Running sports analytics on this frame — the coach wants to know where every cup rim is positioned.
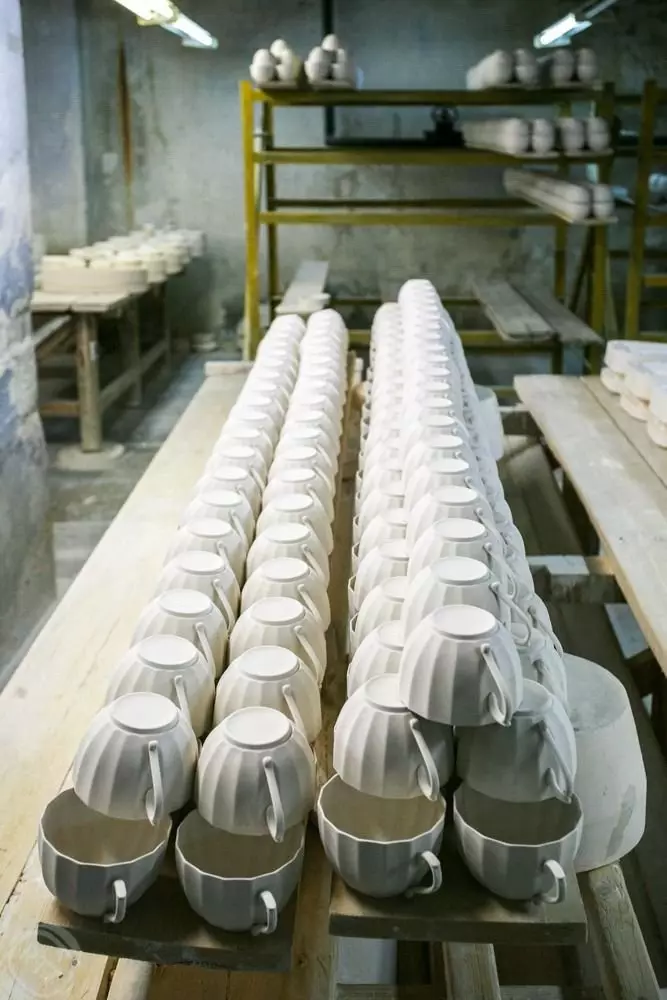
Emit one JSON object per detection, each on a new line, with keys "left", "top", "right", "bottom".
{"left": 176, "top": 811, "right": 305, "bottom": 881}
{"left": 318, "top": 775, "right": 446, "bottom": 845}
{"left": 453, "top": 786, "right": 583, "bottom": 850}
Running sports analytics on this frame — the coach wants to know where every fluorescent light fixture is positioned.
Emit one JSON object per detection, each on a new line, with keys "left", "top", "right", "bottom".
{"left": 534, "top": 12, "right": 592, "bottom": 47}
{"left": 162, "top": 13, "right": 218, "bottom": 48}
{"left": 113, "top": 0, "right": 177, "bottom": 22}
{"left": 112, "top": 0, "right": 218, "bottom": 48}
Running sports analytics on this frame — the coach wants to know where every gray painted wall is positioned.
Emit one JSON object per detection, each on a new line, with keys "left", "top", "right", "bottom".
{"left": 0, "top": 0, "right": 53, "bottom": 676}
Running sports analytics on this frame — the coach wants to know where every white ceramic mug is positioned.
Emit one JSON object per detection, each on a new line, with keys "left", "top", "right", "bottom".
{"left": 73, "top": 692, "right": 198, "bottom": 824}
{"left": 235, "top": 389, "right": 286, "bottom": 425}
{"left": 454, "top": 784, "right": 582, "bottom": 902}
{"left": 262, "top": 469, "right": 335, "bottom": 523}
{"left": 353, "top": 508, "right": 408, "bottom": 574}
{"left": 407, "top": 517, "right": 511, "bottom": 590}
{"left": 399, "top": 605, "right": 523, "bottom": 727}
{"left": 334, "top": 675, "right": 454, "bottom": 800}
{"left": 402, "top": 557, "right": 513, "bottom": 638}
{"left": 230, "top": 596, "right": 326, "bottom": 685}
{"left": 246, "top": 521, "right": 330, "bottom": 585}
{"left": 457, "top": 679, "right": 577, "bottom": 803}
{"left": 133, "top": 589, "right": 227, "bottom": 680}
{"left": 197, "top": 707, "right": 315, "bottom": 841}
{"left": 165, "top": 518, "right": 247, "bottom": 584}
{"left": 106, "top": 635, "right": 214, "bottom": 736}
{"left": 515, "top": 627, "right": 568, "bottom": 706}
{"left": 194, "top": 464, "right": 262, "bottom": 517}
{"left": 156, "top": 551, "right": 240, "bottom": 634}
{"left": 347, "top": 620, "right": 404, "bottom": 696}
{"left": 214, "top": 646, "right": 321, "bottom": 742}
{"left": 407, "top": 486, "right": 495, "bottom": 547}
{"left": 182, "top": 488, "right": 255, "bottom": 548}
{"left": 288, "top": 390, "right": 342, "bottom": 426}
{"left": 355, "top": 484, "right": 406, "bottom": 543}
{"left": 213, "top": 426, "right": 274, "bottom": 469}
{"left": 349, "top": 576, "right": 408, "bottom": 656}
{"left": 357, "top": 459, "right": 404, "bottom": 503}
{"left": 242, "top": 557, "right": 330, "bottom": 629}
{"left": 269, "top": 446, "right": 336, "bottom": 491}
{"left": 256, "top": 492, "right": 334, "bottom": 556}
{"left": 39, "top": 789, "right": 171, "bottom": 923}
{"left": 176, "top": 812, "right": 304, "bottom": 934}
{"left": 283, "top": 409, "right": 340, "bottom": 456}
{"left": 403, "top": 458, "right": 481, "bottom": 511}
{"left": 274, "top": 425, "right": 339, "bottom": 476}
{"left": 317, "top": 775, "right": 445, "bottom": 898}
{"left": 226, "top": 405, "right": 281, "bottom": 449}
{"left": 350, "top": 540, "right": 411, "bottom": 615}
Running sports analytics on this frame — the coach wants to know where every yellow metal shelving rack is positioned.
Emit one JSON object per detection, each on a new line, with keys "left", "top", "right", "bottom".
{"left": 240, "top": 80, "right": 616, "bottom": 359}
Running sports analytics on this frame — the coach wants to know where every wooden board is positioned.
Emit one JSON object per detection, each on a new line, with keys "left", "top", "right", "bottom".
{"left": 512, "top": 283, "right": 602, "bottom": 347}
{"left": 32, "top": 289, "right": 134, "bottom": 313}
{"left": 329, "top": 831, "right": 587, "bottom": 946}
{"left": 275, "top": 260, "right": 330, "bottom": 315}
{"left": 515, "top": 375, "right": 667, "bottom": 681}
{"left": 472, "top": 280, "right": 553, "bottom": 342}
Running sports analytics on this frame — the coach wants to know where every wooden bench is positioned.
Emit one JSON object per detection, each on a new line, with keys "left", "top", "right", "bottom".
{"left": 275, "top": 260, "right": 330, "bottom": 316}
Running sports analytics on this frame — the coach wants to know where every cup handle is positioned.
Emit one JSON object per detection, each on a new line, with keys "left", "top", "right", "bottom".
{"left": 301, "top": 544, "right": 326, "bottom": 583}
{"left": 349, "top": 613, "right": 359, "bottom": 654}
{"left": 213, "top": 577, "right": 236, "bottom": 630}
{"left": 475, "top": 507, "right": 496, "bottom": 536}
{"left": 484, "top": 544, "right": 517, "bottom": 600}
{"left": 104, "top": 879, "right": 128, "bottom": 924}
{"left": 480, "top": 643, "right": 513, "bottom": 726}
{"left": 406, "top": 851, "right": 442, "bottom": 898}
{"left": 494, "top": 584, "right": 532, "bottom": 641}
{"left": 410, "top": 718, "right": 440, "bottom": 801}
{"left": 537, "top": 859, "right": 566, "bottom": 905}
{"left": 528, "top": 602, "right": 564, "bottom": 656}
{"left": 351, "top": 542, "right": 360, "bottom": 573}
{"left": 348, "top": 575, "right": 357, "bottom": 615}
{"left": 173, "top": 674, "right": 191, "bottom": 724}
{"left": 295, "top": 626, "right": 323, "bottom": 682}
{"left": 231, "top": 512, "right": 249, "bottom": 545}
{"left": 539, "top": 720, "right": 574, "bottom": 802}
{"left": 249, "top": 467, "right": 264, "bottom": 490}
{"left": 146, "top": 740, "right": 165, "bottom": 826}
{"left": 194, "top": 622, "right": 216, "bottom": 674}
{"left": 282, "top": 683, "right": 306, "bottom": 736}
{"left": 490, "top": 582, "right": 513, "bottom": 630}
{"left": 297, "top": 584, "right": 324, "bottom": 628}
{"left": 252, "top": 890, "right": 278, "bottom": 936}
{"left": 262, "top": 756, "right": 285, "bottom": 843}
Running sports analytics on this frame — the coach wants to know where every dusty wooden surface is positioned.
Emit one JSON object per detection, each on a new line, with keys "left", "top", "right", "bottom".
{"left": 472, "top": 280, "right": 552, "bottom": 341}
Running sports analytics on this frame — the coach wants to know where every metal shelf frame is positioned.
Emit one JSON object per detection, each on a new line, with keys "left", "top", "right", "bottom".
{"left": 241, "top": 81, "right": 616, "bottom": 359}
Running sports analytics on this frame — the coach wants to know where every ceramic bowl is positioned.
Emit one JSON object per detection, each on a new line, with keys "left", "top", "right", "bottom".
{"left": 156, "top": 551, "right": 240, "bottom": 634}
{"left": 230, "top": 596, "right": 326, "bottom": 685}
{"left": 40, "top": 789, "right": 171, "bottom": 922}
{"left": 133, "top": 589, "right": 227, "bottom": 679}
{"left": 164, "top": 518, "right": 247, "bottom": 584}
{"left": 73, "top": 692, "right": 198, "bottom": 824}
{"left": 197, "top": 708, "right": 315, "bottom": 841}
{"left": 182, "top": 489, "right": 255, "bottom": 548}
{"left": 242, "top": 557, "right": 330, "bottom": 629}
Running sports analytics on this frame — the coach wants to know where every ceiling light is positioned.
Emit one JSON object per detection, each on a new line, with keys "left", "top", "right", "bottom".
{"left": 113, "top": 0, "right": 177, "bottom": 22}
{"left": 112, "top": 0, "right": 218, "bottom": 48}
{"left": 534, "top": 12, "right": 592, "bottom": 47}
{"left": 162, "top": 13, "right": 218, "bottom": 48}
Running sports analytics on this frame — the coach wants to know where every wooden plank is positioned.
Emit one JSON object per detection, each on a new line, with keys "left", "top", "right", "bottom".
{"left": 329, "top": 829, "right": 586, "bottom": 946}
{"left": 0, "top": 372, "right": 248, "bottom": 1000}
{"left": 32, "top": 315, "right": 72, "bottom": 350}
{"left": 442, "top": 943, "right": 501, "bottom": 1000}
{"left": 586, "top": 376, "right": 667, "bottom": 493}
{"left": 472, "top": 280, "right": 553, "bottom": 342}
{"left": 512, "top": 282, "right": 602, "bottom": 347}
{"left": 31, "top": 290, "right": 133, "bottom": 313}
{"left": 276, "top": 260, "right": 330, "bottom": 315}
{"left": 515, "top": 375, "right": 667, "bottom": 680}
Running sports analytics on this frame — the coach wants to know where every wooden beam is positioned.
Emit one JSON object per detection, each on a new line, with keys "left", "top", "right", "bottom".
{"left": 442, "top": 944, "right": 501, "bottom": 1000}
{"left": 472, "top": 280, "right": 553, "bottom": 342}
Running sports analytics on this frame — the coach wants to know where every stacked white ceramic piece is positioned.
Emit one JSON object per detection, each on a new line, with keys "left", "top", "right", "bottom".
{"left": 38, "top": 310, "right": 347, "bottom": 935}
{"left": 250, "top": 39, "right": 301, "bottom": 85}
{"left": 504, "top": 168, "right": 615, "bottom": 221}
{"left": 466, "top": 48, "right": 597, "bottom": 89}
{"left": 316, "top": 279, "right": 585, "bottom": 904}
{"left": 305, "top": 33, "right": 357, "bottom": 86}
{"left": 462, "top": 117, "right": 609, "bottom": 156}
{"left": 600, "top": 339, "right": 667, "bottom": 448}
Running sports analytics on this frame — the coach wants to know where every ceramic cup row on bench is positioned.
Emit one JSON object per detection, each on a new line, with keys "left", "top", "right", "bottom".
{"left": 317, "top": 280, "right": 581, "bottom": 904}
{"left": 39, "top": 310, "right": 349, "bottom": 934}
{"left": 601, "top": 339, "right": 667, "bottom": 447}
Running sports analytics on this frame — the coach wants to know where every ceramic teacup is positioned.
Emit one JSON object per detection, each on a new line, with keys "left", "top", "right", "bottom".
{"left": 283, "top": 409, "right": 341, "bottom": 456}
{"left": 226, "top": 405, "right": 281, "bottom": 449}
{"left": 269, "top": 446, "right": 336, "bottom": 490}
{"left": 402, "top": 557, "right": 513, "bottom": 638}
{"left": 407, "top": 485, "right": 495, "bottom": 547}
{"left": 407, "top": 517, "right": 511, "bottom": 589}
{"left": 454, "top": 784, "right": 582, "bottom": 903}
{"left": 403, "top": 458, "right": 481, "bottom": 511}
{"left": 241, "top": 376, "right": 291, "bottom": 413}
{"left": 194, "top": 464, "right": 262, "bottom": 517}
{"left": 207, "top": 441, "right": 269, "bottom": 485}
{"left": 515, "top": 626, "right": 568, "bottom": 706}
{"left": 236, "top": 389, "right": 286, "bottom": 426}
{"left": 40, "top": 789, "right": 171, "bottom": 923}
{"left": 73, "top": 692, "right": 198, "bottom": 824}
{"left": 242, "top": 557, "right": 330, "bottom": 630}
{"left": 246, "top": 521, "right": 330, "bottom": 586}
{"left": 403, "top": 434, "right": 477, "bottom": 483}
{"left": 350, "top": 540, "right": 411, "bottom": 615}
{"left": 230, "top": 596, "right": 326, "bottom": 685}
{"left": 182, "top": 488, "right": 255, "bottom": 548}
{"left": 197, "top": 707, "right": 315, "bottom": 841}
{"left": 106, "top": 635, "right": 214, "bottom": 736}
{"left": 399, "top": 605, "right": 523, "bottom": 727}
{"left": 458, "top": 680, "right": 577, "bottom": 803}
{"left": 352, "top": 508, "right": 408, "bottom": 574}
{"left": 165, "top": 518, "right": 247, "bottom": 584}
{"left": 288, "top": 389, "right": 342, "bottom": 426}
{"left": 262, "top": 468, "right": 335, "bottom": 523}
{"left": 274, "top": 425, "right": 339, "bottom": 475}
{"left": 214, "top": 425, "right": 274, "bottom": 469}
{"left": 334, "top": 675, "right": 454, "bottom": 800}
{"left": 349, "top": 576, "right": 408, "bottom": 656}
{"left": 318, "top": 775, "right": 445, "bottom": 898}
{"left": 256, "top": 492, "right": 334, "bottom": 556}
{"left": 347, "top": 620, "right": 404, "bottom": 696}
{"left": 357, "top": 459, "right": 404, "bottom": 504}
{"left": 214, "top": 646, "right": 321, "bottom": 742}
{"left": 355, "top": 484, "right": 407, "bottom": 543}
{"left": 176, "top": 812, "right": 304, "bottom": 934}
{"left": 157, "top": 551, "right": 240, "bottom": 633}
{"left": 133, "top": 589, "right": 227, "bottom": 679}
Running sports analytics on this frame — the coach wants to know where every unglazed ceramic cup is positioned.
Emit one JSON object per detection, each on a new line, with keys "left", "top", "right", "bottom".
{"left": 349, "top": 576, "right": 408, "bottom": 656}
{"left": 39, "top": 789, "right": 171, "bottom": 923}
{"left": 197, "top": 707, "right": 315, "bottom": 841}
{"left": 133, "top": 589, "right": 227, "bottom": 680}
{"left": 274, "top": 425, "right": 339, "bottom": 476}
{"left": 73, "top": 692, "right": 198, "bottom": 824}
{"left": 457, "top": 680, "right": 577, "bottom": 803}
{"left": 334, "top": 675, "right": 454, "bottom": 800}
{"left": 194, "top": 464, "right": 262, "bottom": 517}
{"left": 106, "top": 635, "right": 214, "bottom": 736}
{"left": 350, "top": 540, "right": 411, "bottom": 615}
{"left": 164, "top": 518, "right": 247, "bottom": 584}
{"left": 403, "top": 458, "right": 481, "bottom": 511}
{"left": 288, "top": 389, "right": 342, "bottom": 427}
{"left": 242, "top": 557, "right": 330, "bottom": 629}
{"left": 210, "top": 435, "right": 270, "bottom": 481}
{"left": 269, "top": 446, "right": 336, "bottom": 492}
{"left": 246, "top": 522, "right": 330, "bottom": 586}
{"left": 176, "top": 812, "right": 304, "bottom": 934}
{"left": 226, "top": 404, "right": 281, "bottom": 449}
{"left": 399, "top": 605, "right": 523, "bottom": 727}
{"left": 317, "top": 775, "right": 445, "bottom": 898}
{"left": 355, "top": 485, "right": 407, "bottom": 544}
{"left": 402, "top": 557, "right": 512, "bottom": 638}
{"left": 230, "top": 596, "right": 326, "bottom": 685}
{"left": 214, "top": 646, "right": 321, "bottom": 742}
{"left": 256, "top": 492, "right": 334, "bottom": 555}
{"left": 235, "top": 389, "right": 286, "bottom": 425}
{"left": 182, "top": 489, "right": 255, "bottom": 548}
{"left": 407, "top": 517, "right": 510, "bottom": 588}
{"left": 515, "top": 626, "right": 568, "bottom": 706}
{"left": 283, "top": 409, "right": 341, "bottom": 457}
{"left": 353, "top": 508, "right": 408, "bottom": 574}
{"left": 403, "top": 434, "right": 477, "bottom": 484}
{"left": 407, "top": 486, "right": 496, "bottom": 547}
{"left": 357, "top": 459, "right": 404, "bottom": 504}
{"left": 454, "top": 785, "right": 582, "bottom": 902}
{"left": 156, "top": 551, "right": 240, "bottom": 633}
{"left": 262, "top": 468, "right": 335, "bottom": 523}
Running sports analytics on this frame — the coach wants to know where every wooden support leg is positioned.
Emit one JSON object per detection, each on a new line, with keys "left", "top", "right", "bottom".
{"left": 158, "top": 284, "right": 172, "bottom": 370}
{"left": 562, "top": 476, "right": 599, "bottom": 556}
{"left": 580, "top": 864, "right": 660, "bottom": 1000}
{"left": 442, "top": 944, "right": 501, "bottom": 1000}
{"left": 75, "top": 312, "right": 103, "bottom": 452}
{"left": 119, "top": 300, "right": 142, "bottom": 407}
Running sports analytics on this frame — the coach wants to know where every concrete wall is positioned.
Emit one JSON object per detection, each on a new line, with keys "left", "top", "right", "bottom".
{"left": 22, "top": 0, "right": 87, "bottom": 251}
{"left": 0, "top": 0, "right": 53, "bottom": 680}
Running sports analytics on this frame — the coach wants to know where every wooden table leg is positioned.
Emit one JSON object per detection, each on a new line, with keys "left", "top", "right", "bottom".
{"left": 119, "top": 299, "right": 142, "bottom": 407}
{"left": 75, "top": 312, "right": 103, "bottom": 452}
{"left": 442, "top": 943, "right": 501, "bottom": 1000}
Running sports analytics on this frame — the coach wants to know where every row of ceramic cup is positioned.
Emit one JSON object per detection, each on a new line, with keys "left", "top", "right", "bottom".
{"left": 38, "top": 310, "right": 349, "bottom": 933}
{"left": 315, "top": 280, "right": 581, "bottom": 903}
